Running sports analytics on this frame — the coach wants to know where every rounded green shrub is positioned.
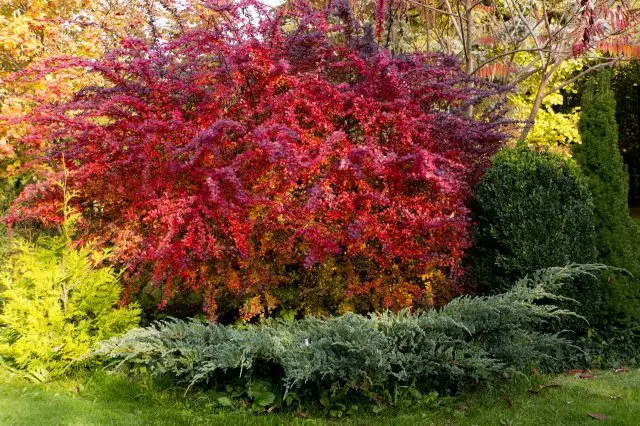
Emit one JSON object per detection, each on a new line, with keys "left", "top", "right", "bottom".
{"left": 467, "top": 145, "right": 598, "bottom": 317}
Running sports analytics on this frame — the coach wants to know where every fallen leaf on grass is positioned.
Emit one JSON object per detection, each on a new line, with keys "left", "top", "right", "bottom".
{"left": 587, "top": 413, "right": 609, "bottom": 421}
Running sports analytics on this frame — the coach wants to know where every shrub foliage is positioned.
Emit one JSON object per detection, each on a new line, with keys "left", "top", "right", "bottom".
{"left": 93, "top": 265, "right": 608, "bottom": 397}
{"left": 573, "top": 71, "right": 640, "bottom": 325}
{"left": 6, "top": 1, "right": 507, "bottom": 318}
{"left": 0, "top": 183, "right": 140, "bottom": 378}
{"left": 468, "top": 145, "right": 597, "bottom": 303}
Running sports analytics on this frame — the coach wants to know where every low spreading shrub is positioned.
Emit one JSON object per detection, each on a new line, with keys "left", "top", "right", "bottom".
{"left": 467, "top": 145, "right": 599, "bottom": 320}
{"left": 0, "top": 183, "right": 140, "bottom": 380}
{"left": 93, "top": 264, "right": 608, "bottom": 400}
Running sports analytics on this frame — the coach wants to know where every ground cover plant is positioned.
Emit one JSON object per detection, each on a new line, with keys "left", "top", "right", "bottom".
{"left": 92, "top": 264, "right": 612, "bottom": 404}
{"left": 5, "top": 0, "right": 508, "bottom": 320}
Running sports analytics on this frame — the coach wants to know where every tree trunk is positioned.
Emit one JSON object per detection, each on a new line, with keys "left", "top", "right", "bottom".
{"left": 520, "top": 72, "right": 551, "bottom": 141}
{"left": 465, "top": 0, "right": 474, "bottom": 117}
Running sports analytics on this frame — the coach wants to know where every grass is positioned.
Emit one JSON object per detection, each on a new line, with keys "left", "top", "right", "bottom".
{"left": 1, "top": 369, "right": 640, "bottom": 425}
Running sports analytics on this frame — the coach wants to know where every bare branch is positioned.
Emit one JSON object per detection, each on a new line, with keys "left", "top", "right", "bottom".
{"left": 405, "top": 0, "right": 454, "bottom": 16}
{"left": 442, "top": 0, "right": 465, "bottom": 47}
{"left": 544, "top": 57, "right": 621, "bottom": 96}
{"left": 472, "top": 48, "right": 555, "bottom": 75}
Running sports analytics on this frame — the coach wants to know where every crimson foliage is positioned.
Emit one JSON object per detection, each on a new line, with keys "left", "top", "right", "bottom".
{"left": 7, "top": 1, "right": 507, "bottom": 319}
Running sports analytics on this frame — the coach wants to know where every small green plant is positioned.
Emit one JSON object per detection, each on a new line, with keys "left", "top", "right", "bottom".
{"left": 0, "top": 168, "right": 140, "bottom": 379}
{"left": 577, "top": 326, "right": 640, "bottom": 368}
{"left": 201, "top": 380, "right": 280, "bottom": 412}
{"left": 318, "top": 390, "right": 356, "bottom": 418}
{"left": 247, "top": 380, "right": 277, "bottom": 411}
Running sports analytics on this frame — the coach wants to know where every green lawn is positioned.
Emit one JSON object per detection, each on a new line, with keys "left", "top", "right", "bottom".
{"left": 1, "top": 370, "right": 639, "bottom": 425}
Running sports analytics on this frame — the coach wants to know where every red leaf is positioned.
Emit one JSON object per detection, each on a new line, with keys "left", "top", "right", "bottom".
{"left": 6, "top": 0, "right": 509, "bottom": 319}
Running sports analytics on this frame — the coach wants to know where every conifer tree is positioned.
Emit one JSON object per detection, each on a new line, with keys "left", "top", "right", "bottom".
{"left": 0, "top": 170, "right": 140, "bottom": 379}
{"left": 573, "top": 71, "right": 640, "bottom": 325}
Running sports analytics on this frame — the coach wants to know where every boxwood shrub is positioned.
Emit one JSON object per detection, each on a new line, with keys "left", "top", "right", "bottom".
{"left": 466, "top": 145, "right": 599, "bottom": 321}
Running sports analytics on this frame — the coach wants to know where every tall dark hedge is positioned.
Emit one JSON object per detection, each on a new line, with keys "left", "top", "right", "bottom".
{"left": 573, "top": 71, "right": 640, "bottom": 326}
{"left": 562, "top": 61, "right": 640, "bottom": 204}
{"left": 467, "top": 144, "right": 599, "bottom": 319}
{"left": 611, "top": 60, "right": 640, "bottom": 204}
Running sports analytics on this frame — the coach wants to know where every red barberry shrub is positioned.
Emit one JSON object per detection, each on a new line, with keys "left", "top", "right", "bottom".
{"left": 6, "top": 0, "right": 508, "bottom": 319}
